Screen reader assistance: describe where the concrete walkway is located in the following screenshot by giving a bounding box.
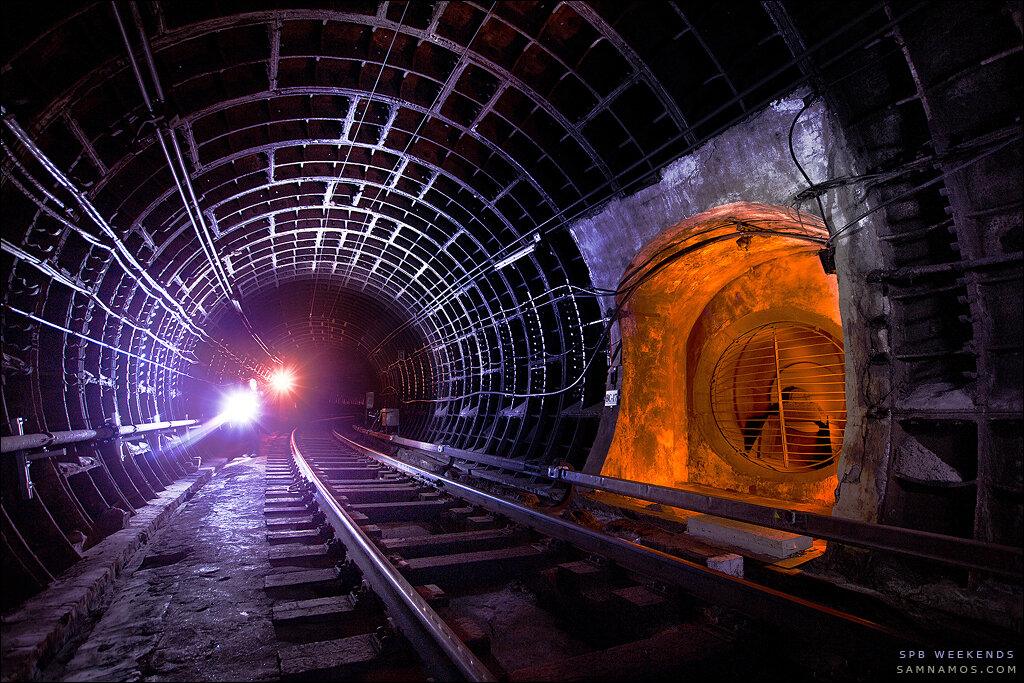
[56,455,279,682]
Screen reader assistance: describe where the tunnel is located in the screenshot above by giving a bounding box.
[1,2,1021,680]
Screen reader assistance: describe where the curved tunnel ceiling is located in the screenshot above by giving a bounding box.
[2,1,817,464]
[6,1,997,466]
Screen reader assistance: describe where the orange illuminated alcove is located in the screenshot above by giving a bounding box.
[602,202,843,511]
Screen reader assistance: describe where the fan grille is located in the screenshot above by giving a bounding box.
[710,323,846,473]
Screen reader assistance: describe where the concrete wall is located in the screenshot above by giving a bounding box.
[570,89,855,290]
[569,89,894,521]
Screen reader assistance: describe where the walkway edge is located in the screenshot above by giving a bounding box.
[0,469,214,682]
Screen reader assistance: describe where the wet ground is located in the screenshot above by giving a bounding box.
[52,455,279,682]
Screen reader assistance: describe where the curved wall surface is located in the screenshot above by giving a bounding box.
[2,3,1020,607]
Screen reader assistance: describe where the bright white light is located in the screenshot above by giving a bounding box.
[493,244,536,270]
[220,389,260,424]
[270,368,296,394]
[493,233,541,270]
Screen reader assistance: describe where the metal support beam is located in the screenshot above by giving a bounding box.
[357,427,1022,579]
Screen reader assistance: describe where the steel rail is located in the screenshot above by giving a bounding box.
[358,428,1022,579]
[359,428,544,476]
[547,469,1023,580]
[288,429,497,683]
[1,419,199,454]
[336,428,916,656]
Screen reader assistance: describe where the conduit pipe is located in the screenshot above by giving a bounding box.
[113,1,280,364]
[1,419,199,454]
[0,109,208,341]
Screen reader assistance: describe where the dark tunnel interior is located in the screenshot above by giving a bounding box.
[1,0,1021,636]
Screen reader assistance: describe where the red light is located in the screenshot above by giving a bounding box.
[270,368,295,394]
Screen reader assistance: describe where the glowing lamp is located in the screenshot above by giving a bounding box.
[220,389,260,425]
[270,368,295,394]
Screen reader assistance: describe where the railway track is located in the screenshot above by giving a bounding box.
[262,421,909,681]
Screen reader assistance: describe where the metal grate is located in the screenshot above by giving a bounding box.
[710,323,846,473]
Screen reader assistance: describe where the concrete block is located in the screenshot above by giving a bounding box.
[267,528,325,545]
[707,553,744,578]
[268,543,331,568]
[272,595,382,642]
[264,505,312,518]
[400,545,546,586]
[264,568,346,600]
[465,514,497,530]
[686,515,812,559]
[349,499,451,523]
[265,497,307,507]
[266,516,318,531]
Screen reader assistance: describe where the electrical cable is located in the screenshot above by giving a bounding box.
[826,131,1023,245]
[5,304,213,383]
[788,91,832,235]
[398,223,825,403]
[393,220,825,403]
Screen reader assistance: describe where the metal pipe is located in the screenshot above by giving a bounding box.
[356,427,1022,579]
[2,429,103,453]
[113,2,232,299]
[2,419,199,454]
[128,2,165,101]
[118,419,198,436]
[289,431,497,682]
[337,430,916,656]
[0,109,208,341]
[118,2,279,364]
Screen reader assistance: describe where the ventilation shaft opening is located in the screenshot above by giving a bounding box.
[601,202,845,510]
[710,322,846,474]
